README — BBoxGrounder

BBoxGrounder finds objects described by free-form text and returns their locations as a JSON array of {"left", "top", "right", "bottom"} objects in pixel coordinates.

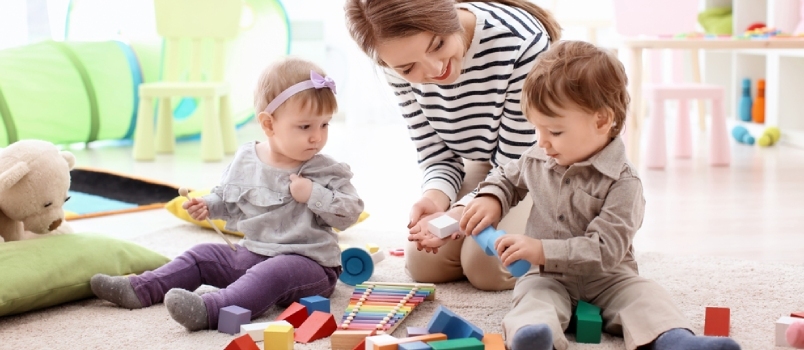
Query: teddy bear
[{"left": 0, "top": 139, "right": 75, "bottom": 243}]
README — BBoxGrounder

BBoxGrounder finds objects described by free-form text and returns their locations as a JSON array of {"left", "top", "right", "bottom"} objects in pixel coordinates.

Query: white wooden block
[
  {"left": 365, "top": 334, "right": 397, "bottom": 350},
  {"left": 776, "top": 316, "right": 798, "bottom": 347},
  {"left": 240, "top": 320, "right": 291, "bottom": 342},
  {"left": 427, "top": 215, "right": 459, "bottom": 239}
]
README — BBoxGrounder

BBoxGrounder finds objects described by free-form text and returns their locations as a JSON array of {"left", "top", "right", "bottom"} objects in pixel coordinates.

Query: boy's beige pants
[
  {"left": 404, "top": 159, "right": 533, "bottom": 291},
  {"left": 504, "top": 262, "right": 691, "bottom": 349}
]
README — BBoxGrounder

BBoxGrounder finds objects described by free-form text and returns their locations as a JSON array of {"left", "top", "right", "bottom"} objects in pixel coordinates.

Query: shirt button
[
  {"left": 564, "top": 178, "right": 570, "bottom": 185},
  {"left": 558, "top": 214, "right": 565, "bottom": 221},
  {"left": 316, "top": 202, "right": 322, "bottom": 208}
]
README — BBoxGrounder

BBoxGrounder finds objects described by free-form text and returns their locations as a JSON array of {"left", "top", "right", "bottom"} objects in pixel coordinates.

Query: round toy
[{"left": 340, "top": 247, "right": 374, "bottom": 286}]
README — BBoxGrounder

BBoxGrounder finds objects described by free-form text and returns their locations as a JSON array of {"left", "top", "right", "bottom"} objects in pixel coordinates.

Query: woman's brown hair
[
  {"left": 345, "top": 0, "right": 561, "bottom": 65},
  {"left": 521, "top": 41, "right": 630, "bottom": 137}
]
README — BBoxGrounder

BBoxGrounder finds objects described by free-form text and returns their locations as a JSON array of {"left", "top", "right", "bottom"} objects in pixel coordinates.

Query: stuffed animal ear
[
  {"left": 60, "top": 151, "right": 76, "bottom": 170},
  {"left": 0, "top": 162, "right": 30, "bottom": 193}
]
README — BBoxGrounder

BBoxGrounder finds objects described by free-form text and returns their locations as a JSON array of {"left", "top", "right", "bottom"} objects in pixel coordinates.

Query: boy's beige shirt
[{"left": 476, "top": 136, "right": 645, "bottom": 277}]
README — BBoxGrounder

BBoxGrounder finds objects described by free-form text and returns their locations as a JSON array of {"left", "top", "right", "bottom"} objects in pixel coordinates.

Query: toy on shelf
[
  {"left": 339, "top": 247, "right": 386, "bottom": 286},
  {"left": 704, "top": 306, "right": 730, "bottom": 337},
  {"left": 330, "top": 282, "right": 436, "bottom": 350},
  {"left": 758, "top": 127, "right": 781, "bottom": 147},
  {"left": 731, "top": 126, "right": 755, "bottom": 145},
  {"left": 752, "top": 79, "right": 766, "bottom": 123},
  {"left": 738, "top": 78, "right": 752, "bottom": 122},
  {"left": 219, "top": 305, "right": 251, "bottom": 335},
  {"left": 473, "top": 227, "right": 532, "bottom": 277},
  {"left": 788, "top": 320, "right": 804, "bottom": 348}
]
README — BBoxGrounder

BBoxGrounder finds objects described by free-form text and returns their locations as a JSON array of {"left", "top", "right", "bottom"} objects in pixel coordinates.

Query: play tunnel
[{"left": 0, "top": 0, "right": 290, "bottom": 147}]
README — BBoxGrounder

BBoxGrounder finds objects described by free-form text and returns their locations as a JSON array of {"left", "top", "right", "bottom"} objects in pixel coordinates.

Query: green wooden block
[
  {"left": 428, "top": 337, "right": 485, "bottom": 350},
  {"left": 575, "top": 300, "right": 601, "bottom": 316},
  {"left": 575, "top": 313, "right": 602, "bottom": 344}
]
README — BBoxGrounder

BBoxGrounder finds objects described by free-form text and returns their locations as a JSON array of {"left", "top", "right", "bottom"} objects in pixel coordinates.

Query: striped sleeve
[
  {"left": 384, "top": 71, "right": 466, "bottom": 203},
  {"left": 493, "top": 31, "right": 549, "bottom": 168}
]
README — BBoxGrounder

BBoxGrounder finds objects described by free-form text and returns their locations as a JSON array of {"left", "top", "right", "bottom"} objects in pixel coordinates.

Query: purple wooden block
[
  {"left": 218, "top": 305, "right": 251, "bottom": 335},
  {"left": 407, "top": 326, "right": 429, "bottom": 337},
  {"left": 399, "top": 341, "right": 432, "bottom": 350}
]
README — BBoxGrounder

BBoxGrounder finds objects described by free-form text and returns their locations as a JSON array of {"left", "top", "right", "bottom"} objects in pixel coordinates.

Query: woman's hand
[
  {"left": 460, "top": 195, "right": 502, "bottom": 236},
  {"left": 289, "top": 174, "right": 313, "bottom": 203},
  {"left": 182, "top": 197, "right": 209, "bottom": 221},
  {"left": 495, "top": 234, "right": 545, "bottom": 267},
  {"left": 407, "top": 206, "right": 465, "bottom": 254}
]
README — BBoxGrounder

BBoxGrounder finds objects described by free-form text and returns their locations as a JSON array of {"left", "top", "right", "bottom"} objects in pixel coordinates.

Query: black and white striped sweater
[{"left": 385, "top": 1, "right": 550, "bottom": 204}]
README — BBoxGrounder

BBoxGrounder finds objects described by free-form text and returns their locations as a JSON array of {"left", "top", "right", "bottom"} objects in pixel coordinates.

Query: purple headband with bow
[{"left": 263, "top": 70, "right": 336, "bottom": 114}]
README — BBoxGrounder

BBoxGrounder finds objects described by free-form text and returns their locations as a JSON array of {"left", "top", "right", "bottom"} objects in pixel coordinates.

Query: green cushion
[{"left": 0, "top": 233, "right": 169, "bottom": 317}]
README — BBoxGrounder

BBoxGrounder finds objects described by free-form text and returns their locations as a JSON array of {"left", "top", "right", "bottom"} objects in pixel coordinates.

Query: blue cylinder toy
[
  {"left": 739, "top": 78, "right": 753, "bottom": 122},
  {"left": 732, "top": 125, "right": 755, "bottom": 145}
]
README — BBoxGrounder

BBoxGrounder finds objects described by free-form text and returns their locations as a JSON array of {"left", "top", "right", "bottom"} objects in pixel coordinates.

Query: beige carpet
[{"left": 0, "top": 224, "right": 801, "bottom": 350}]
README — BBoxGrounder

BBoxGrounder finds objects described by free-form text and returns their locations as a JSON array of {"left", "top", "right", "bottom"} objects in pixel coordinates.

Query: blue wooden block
[
  {"left": 300, "top": 295, "right": 330, "bottom": 315},
  {"left": 473, "top": 227, "right": 531, "bottom": 277},
  {"left": 399, "top": 341, "right": 432, "bottom": 350},
  {"left": 426, "top": 305, "right": 484, "bottom": 340},
  {"left": 218, "top": 305, "right": 251, "bottom": 335}
]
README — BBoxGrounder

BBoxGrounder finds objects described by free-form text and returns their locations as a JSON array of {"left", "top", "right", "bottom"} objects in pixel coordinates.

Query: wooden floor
[{"left": 67, "top": 119, "right": 804, "bottom": 264}]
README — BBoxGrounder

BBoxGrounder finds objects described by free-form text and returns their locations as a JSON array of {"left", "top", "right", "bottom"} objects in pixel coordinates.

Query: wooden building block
[
  {"left": 407, "top": 327, "right": 429, "bottom": 337},
  {"left": 224, "top": 334, "right": 259, "bottom": 350},
  {"left": 376, "top": 333, "right": 447, "bottom": 350},
  {"left": 219, "top": 305, "right": 251, "bottom": 335},
  {"left": 482, "top": 333, "right": 505, "bottom": 350},
  {"left": 264, "top": 323, "right": 294, "bottom": 350},
  {"left": 399, "top": 341, "right": 432, "bottom": 350},
  {"left": 276, "top": 302, "right": 308, "bottom": 328},
  {"left": 704, "top": 306, "right": 730, "bottom": 337},
  {"left": 295, "top": 311, "right": 337, "bottom": 343},
  {"left": 427, "top": 338, "right": 485, "bottom": 350},
  {"left": 574, "top": 301, "right": 602, "bottom": 344},
  {"left": 792, "top": 311, "right": 804, "bottom": 319},
  {"left": 240, "top": 320, "right": 291, "bottom": 342},
  {"left": 776, "top": 316, "right": 799, "bottom": 347},
  {"left": 300, "top": 295, "right": 330, "bottom": 315},
  {"left": 366, "top": 243, "right": 380, "bottom": 254},
  {"left": 366, "top": 334, "right": 398, "bottom": 349},
  {"left": 427, "top": 215, "right": 460, "bottom": 239},
  {"left": 426, "top": 305, "right": 484, "bottom": 341}
]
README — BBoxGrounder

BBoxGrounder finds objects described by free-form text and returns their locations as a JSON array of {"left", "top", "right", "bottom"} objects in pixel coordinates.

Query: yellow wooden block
[
  {"left": 264, "top": 324, "right": 294, "bottom": 350},
  {"left": 365, "top": 243, "right": 379, "bottom": 254}
]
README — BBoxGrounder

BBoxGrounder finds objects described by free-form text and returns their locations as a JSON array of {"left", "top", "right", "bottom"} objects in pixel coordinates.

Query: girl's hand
[
  {"left": 495, "top": 234, "right": 545, "bottom": 267},
  {"left": 289, "top": 174, "right": 313, "bottom": 203},
  {"left": 460, "top": 195, "right": 502, "bottom": 236},
  {"left": 182, "top": 197, "right": 209, "bottom": 221}
]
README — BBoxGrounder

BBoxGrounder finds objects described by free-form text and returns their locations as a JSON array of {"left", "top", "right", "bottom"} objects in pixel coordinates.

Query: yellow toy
[
  {"left": 0, "top": 140, "right": 75, "bottom": 243},
  {"left": 758, "top": 127, "right": 781, "bottom": 147}
]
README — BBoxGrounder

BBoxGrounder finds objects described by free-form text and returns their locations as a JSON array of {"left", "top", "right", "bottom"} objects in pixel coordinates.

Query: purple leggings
[{"left": 129, "top": 243, "right": 340, "bottom": 329}]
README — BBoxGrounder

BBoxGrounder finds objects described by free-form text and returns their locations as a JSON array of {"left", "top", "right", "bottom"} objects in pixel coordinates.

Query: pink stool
[{"left": 644, "top": 84, "right": 730, "bottom": 169}]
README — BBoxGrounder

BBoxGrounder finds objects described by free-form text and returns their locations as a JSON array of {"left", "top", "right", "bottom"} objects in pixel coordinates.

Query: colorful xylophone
[{"left": 330, "top": 282, "right": 437, "bottom": 350}]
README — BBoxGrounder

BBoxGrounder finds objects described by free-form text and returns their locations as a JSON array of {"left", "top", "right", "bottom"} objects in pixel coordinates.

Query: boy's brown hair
[
  {"left": 522, "top": 40, "right": 629, "bottom": 137},
  {"left": 254, "top": 57, "right": 337, "bottom": 117}
]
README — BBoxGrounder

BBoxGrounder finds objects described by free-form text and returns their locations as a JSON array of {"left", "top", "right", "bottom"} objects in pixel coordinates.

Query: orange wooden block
[
  {"left": 351, "top": 329, "right": 377, "bottom": 350},
  {"left": 704, "top": 307, "right": 730, "bottom": 337},
  {"left": 295, "top": 311, "right": 337, "bottom": 343},
  {"left": 482, "top": 333, "right": 505, "bottom": 350},
  {"left": 375, "top": 333, "right": 448, "bottom": 350},
  {"left": 225, "top": 334, "right": 259, "bottom": 350},
  {"left": 276, "top": 302, "right": 308, "bottom": 328},
  {"left": 792, "top": 311, "right": 804, "bottom": 319}
]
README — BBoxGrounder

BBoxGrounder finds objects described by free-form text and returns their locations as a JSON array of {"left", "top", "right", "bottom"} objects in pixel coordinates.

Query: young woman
[{"left": 345, "top": 0, "right": 560, "bottom": 290}]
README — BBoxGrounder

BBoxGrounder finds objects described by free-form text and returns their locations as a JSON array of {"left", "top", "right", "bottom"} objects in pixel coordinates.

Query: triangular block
[
  {"left": 224, "top": 334, "right": 259, "bottom": 350},
  {"left": 276, "top": 302, "right": 308, "bottom": 328},
  {"left": 294, "top": 311, "right": 337, "bottom": 343}
]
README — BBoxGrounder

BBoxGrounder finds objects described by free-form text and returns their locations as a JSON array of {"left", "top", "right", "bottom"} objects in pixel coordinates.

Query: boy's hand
[
  {"left": 289, "top": 174, "right": 313, "bottom": 203},
  {"left": 407, "top": 207, "right": 464, "bottom": 254},
  {"left": 495, "top": 234, "right": 546, "bottom": 267},
  {"left": 182, "top": 197, "right": 209, "bottom": 221},
  {"left": 460, "top": 195, "right": 502, "bottom": 236}
]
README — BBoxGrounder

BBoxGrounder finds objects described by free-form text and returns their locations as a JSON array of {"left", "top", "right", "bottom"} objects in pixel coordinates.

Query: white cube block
[
  {"left": 776, "top": 316, "right": 798, "bottom": 347},
  {"left": 240, "top": 320, "right": 291, "bottom": 341},
  {"left": 427, "top": 215, "right": 460, "bottom": 239},
  {"left": 365, "top": 334, "right": 397, "bottom": 349}
]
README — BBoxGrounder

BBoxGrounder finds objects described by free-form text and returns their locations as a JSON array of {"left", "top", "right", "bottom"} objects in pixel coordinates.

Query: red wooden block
[
  {"left": 792, "top": 311, "right": 804, "bottom": 319},
  {"left": 276, "top": 302, "right": 308, "bottom": 328},
  {"left": 294, "top": 311, "right": 337, "bottom": 343},
  {"left": 704, "top": 307, "right": 730, "bottom": 337},
  {"left": 225, "top": 334, "right": 259, "bottom": 350}
]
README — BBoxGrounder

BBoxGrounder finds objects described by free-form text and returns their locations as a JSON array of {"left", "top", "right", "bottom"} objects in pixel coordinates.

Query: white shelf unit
[{"left": 703, "top": 0, "right": 804, "bottom": 146}]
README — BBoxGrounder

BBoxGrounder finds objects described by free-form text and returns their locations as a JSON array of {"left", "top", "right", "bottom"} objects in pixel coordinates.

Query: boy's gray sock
[
  {"left": 164, "top": 288, "right": 209, "bottom": 331},
  {"left": 512, "top": 323, "right": 553, "bottom": 350},
  {"left": 90, "top": 274, "right": 143, "bottom": 309},
  {"left": 654, "top": 328, "right": 741, "bottom": 350}
]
